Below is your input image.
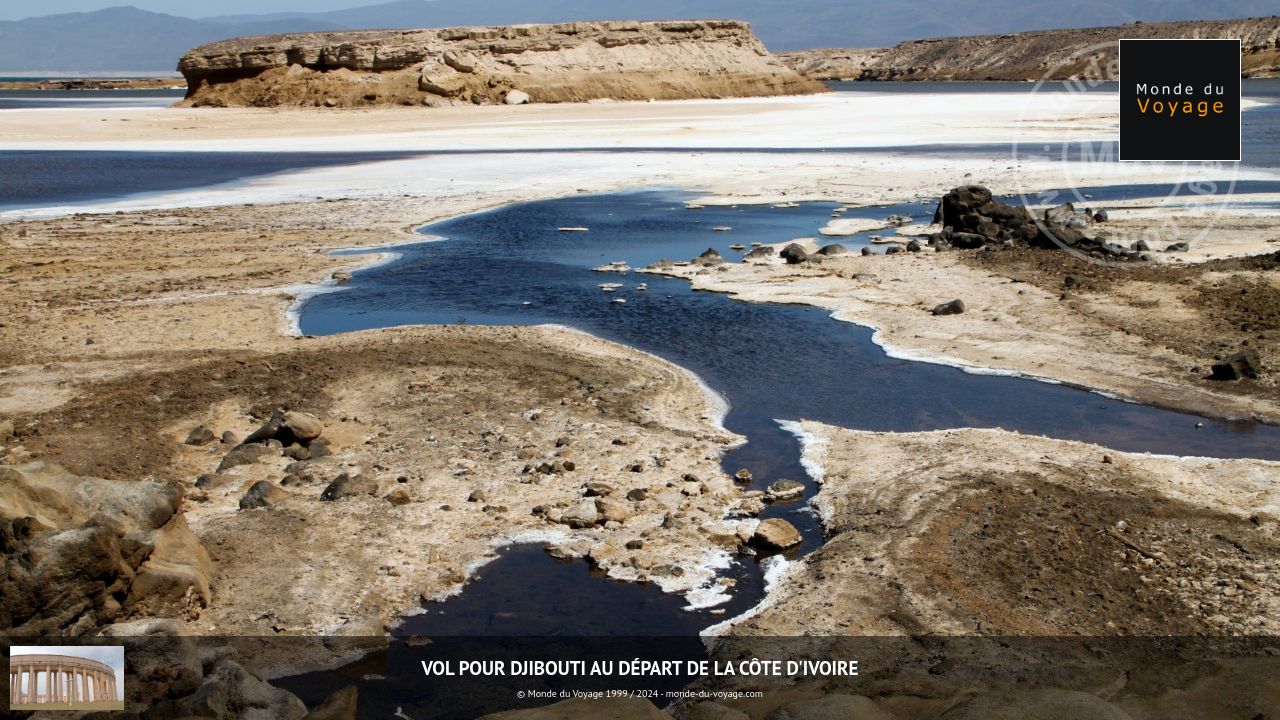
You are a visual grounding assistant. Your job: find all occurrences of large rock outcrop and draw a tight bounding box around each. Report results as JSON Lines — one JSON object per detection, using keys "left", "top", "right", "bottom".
{"left": 177, "top": 20, "right": 825, "bottom": 108}
{"left": 781, "top": 16, "right": 1280, "bottom": 81}
{"left": 0, "top": 461, "right": 212, "bottom": 637}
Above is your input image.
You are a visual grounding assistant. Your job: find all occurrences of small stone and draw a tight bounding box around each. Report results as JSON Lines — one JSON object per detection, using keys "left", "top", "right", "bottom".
{"left": 283, "top": 411, "right": 324, "bottom": 441}
{"left": 595, "top": 498, "right": 631, "bottom": 523}
{"left": 560, "top": 499, "right": 600, "bottom": 528}
{"left": 385, "top": 488, "right": 412, "bottom": 506}
{"left": 583, "top": 482, "right": 615, "bottom": 497}
{"left": 504, "top": 89, "right": 530, "bottom": 105}
{"left": 733, "top": 468, "right": 753, "bottom": 483}
{"left": 468, "top": 489, "right": 487, "bottom": 503}
{"left": 626, "top": 488, "right": 648, "bottom": 501}
{"left": 185, "top": 425, "right": 217, "bottom": 446}
{"left": 752, "top": 518, "right": 802, "bottom": 550}
{"left": 239, "top": 481, "right": 288, "bottom": 510}
{"left": 625, "top": 539, "right": 644, "bottom": 550}
{"left": 220, "top": 430, "right": 239, "bottom": 445}
{"left": 320, "top": 473, "right": 379, "bottom": 501}
{"left": 217, "top": 443, "right": 280, "bottom": 472}
{"left": 932, "top": 299, "right": 966, "bottom": 316}
{"left": 766, "top": 479, "right": 805, "bottom": 501}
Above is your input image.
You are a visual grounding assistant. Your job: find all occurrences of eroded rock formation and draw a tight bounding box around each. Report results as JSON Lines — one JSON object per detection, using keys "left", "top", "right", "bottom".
{"left": 177, "top": 20, "right": 824, "bottom": 108}
{"left": 781, "top": 16, "right": 1280, "bottom": 81}
{"left": 0, "top": 462, "right": 212, "bottom": 637}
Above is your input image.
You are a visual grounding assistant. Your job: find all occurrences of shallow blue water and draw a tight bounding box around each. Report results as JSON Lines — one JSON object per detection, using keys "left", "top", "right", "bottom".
{"left": 0, "top": 150, "right": 420, "bottom": 211}
{"left": 0, "top": 88, "right": 184, "bottom": 109}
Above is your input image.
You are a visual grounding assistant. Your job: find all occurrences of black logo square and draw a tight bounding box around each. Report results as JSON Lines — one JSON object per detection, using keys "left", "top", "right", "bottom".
{"left": 1119, "top": 38, "right": 1241, "bottom": 162}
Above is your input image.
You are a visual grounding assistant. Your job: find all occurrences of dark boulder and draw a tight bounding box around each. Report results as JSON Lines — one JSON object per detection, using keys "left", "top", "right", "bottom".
{"left": 1166, "top": 242, "right": 1190, "bottom": 252}
{"left": 780, "top": 243, "right": 809, "bottom": 264}
{"left": 950, "top": 232, "right": 988, "bottom": 249}
{"left": 1210, "top": 348, "right": 1263, "bottom": 381}
{"left": 906, "top": 239, "right": 923, "bottom": 252}
{"left": 818, "top": 243, "right": 849, "bottom": 256}
{"left": 932, "top": 299, "right": 966, "bottom": 316}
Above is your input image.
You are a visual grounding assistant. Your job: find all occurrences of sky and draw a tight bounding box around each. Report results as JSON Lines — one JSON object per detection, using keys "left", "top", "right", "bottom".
{"left": 10, "top": 646, "right": 125, "bottom": 700}
{"left": 0, "top": 1, "right": 378, "bottom": 20}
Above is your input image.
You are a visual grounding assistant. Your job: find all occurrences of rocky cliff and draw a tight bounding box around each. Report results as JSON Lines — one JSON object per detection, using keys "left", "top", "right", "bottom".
{"left": 177, "top": 20, "right": 824, "bottom": 108}
{"left": 781, "top": 16, "right": 1280, "bottom": 81}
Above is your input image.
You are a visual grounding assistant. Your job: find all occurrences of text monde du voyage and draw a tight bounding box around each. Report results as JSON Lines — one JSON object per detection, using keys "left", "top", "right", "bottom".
{"left": 420, "top": 659, "right": 859, "bottom": 678}
{"left": 1133, "top": 82, "right": 1230, "bottom": 118}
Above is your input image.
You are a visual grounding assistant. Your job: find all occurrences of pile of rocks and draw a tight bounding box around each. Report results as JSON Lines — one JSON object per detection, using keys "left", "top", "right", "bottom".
{"left": 929, "top": 185, "right": 1142, "bottom": 261}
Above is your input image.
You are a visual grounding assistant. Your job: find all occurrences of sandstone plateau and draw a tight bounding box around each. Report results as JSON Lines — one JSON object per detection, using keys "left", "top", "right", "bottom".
{"left": 781, "top": 16, "right": 1280, "bottom": 81}
{"left": 177, "top": 20, "right": 824, "bottom": 108}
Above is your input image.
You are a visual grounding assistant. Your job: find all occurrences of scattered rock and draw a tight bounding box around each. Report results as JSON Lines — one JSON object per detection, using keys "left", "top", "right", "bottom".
{"left": 384, "top": 488, "right": 412, "bottom": 506}
{"left": 1210, "top": 348, "right": 1263, "bottom": 381}
{"left": 282, "top": 411, "right": 324, "bottom": 441}
{"left": 860, "top": 247, "right": 874, "bottom": 256}
{"left": 184, "top": 425, "right": 217, "bottom": 446}
{"left": 308, "top": 438, "right": 333, "bottom": 458}
{"left": 243, "top": 410, "right": 286, "bottom": 445}
{"left": 504, "top": 89, "right": 531, "bottom": 105}
{"left": 734, "top": 468, "right": 753, "bottom": 483}
{"left": 220, "top": 430, "right": 239, "bottom": 445}
{"left": 582, "top": 482, "right": 616, "bottom": 497}
{"left": 560, "top": 499, "right": 600, "bottom": 528}
{"left": 752, "top": 518, "right": 802, "bottom": 550}
{"left": 626, "top": 488, "right": 648, "bottom": 501}
{"left": 818, "top": 243, "right": 849, "bottom": 256}
{"left": 780, "top": 243, "right": 809, "bottom": 264}
{"left": 320, "top": 473, "right": 379, "bottom": 501}
{"left": 885, "top": 245, "right": 902, "bottom": 255}
{"left": 1165, "top": 242, "right": 1190, "bottom": 252}
{"left": 239, "top": 481, "right": 288, "bottom": 510}
{"left": 744, "top": 246, "right": 775, "bottom": 261}
{"left": 932, "top": 299, "right": 967, "bottom": 316}
{"left": 1093, "top": 209, "right": 1109, "bottom": 222}
{"left": 906, "top": 239, "right": 923, "bottom": 252}
{"left": 766, "top": 479, "right": 805, "bottom": 501}
{"left": 218, "top": 443, "right": 280, "bottom": 472}
{"left": 595, "top": 497, "right": 631, "bottom": 524}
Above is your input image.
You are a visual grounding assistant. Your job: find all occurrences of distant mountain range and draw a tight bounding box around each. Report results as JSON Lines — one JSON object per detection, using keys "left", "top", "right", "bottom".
{"left": 3, "top": 0, "right": 1278, "bottom": 73}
